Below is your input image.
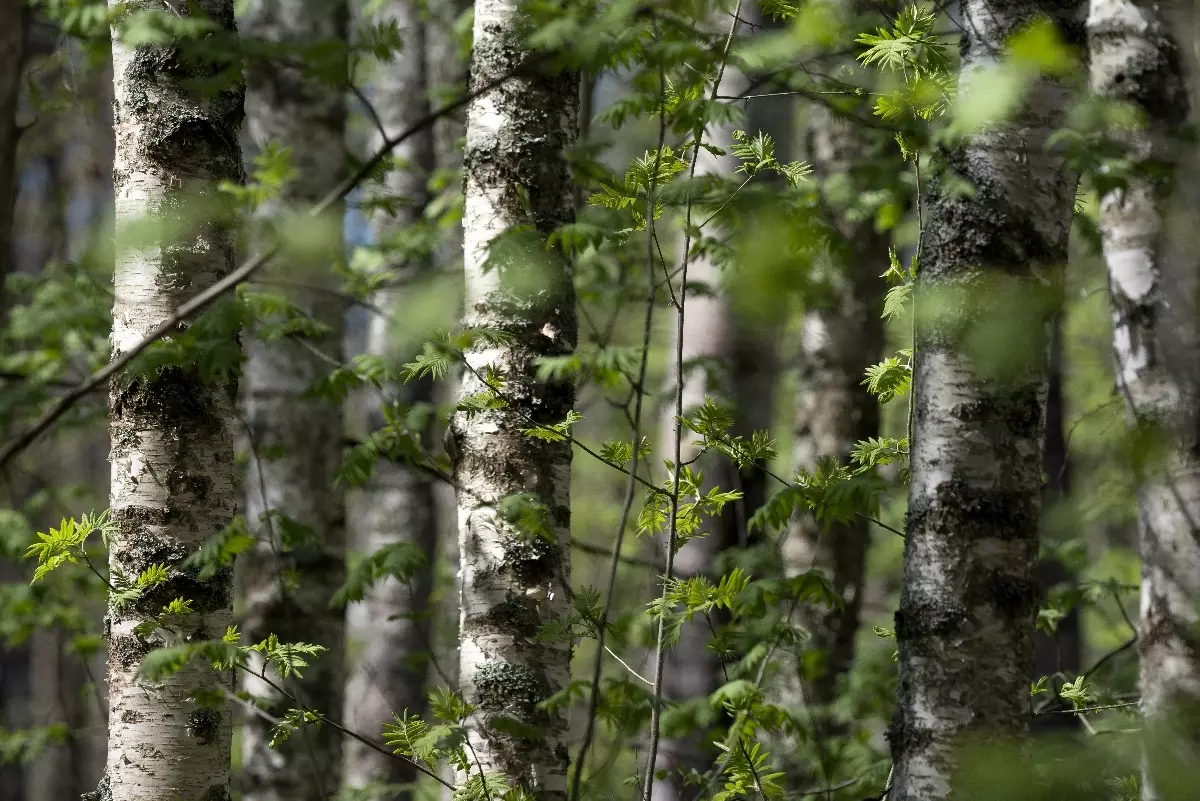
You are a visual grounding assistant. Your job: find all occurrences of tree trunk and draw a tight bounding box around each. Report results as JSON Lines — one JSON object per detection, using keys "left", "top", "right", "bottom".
{"left": 1032, "top": 319, "right": 1081, "bottom": 734}
{"left": 103, "top": 2, "right": 244, "bottom": 799}
{"left": 889, "top": 0, "right": 1082, "bottom": 796}
{"left": 239, "top": 2, "right": 347, "bottom": 800}
{"left": 784, "top": 106, "right": 888, "bottom": 711}
{"left": 0, "top": 6, "right": 27, "bottom": 798}
{"left": 451, "top": 1, "right": 578, "bottom": 796}
{"left": 1088, "top": 0, "right": 1200, "bottom": 793}
{"left": 341, "top": 2, "right": 438, "bottom": 797}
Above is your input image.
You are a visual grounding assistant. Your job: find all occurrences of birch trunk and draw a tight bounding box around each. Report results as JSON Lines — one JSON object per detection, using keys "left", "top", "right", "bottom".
{"left": 103, "top": 2, "right": 244, "bottom": 800}
{"left": 451, "top": 1, "right": 578, "bottom": 795}
{"left": 342, "top": 2, "right": 438, "bottom": 796}
{"left": 784, "top": 105, "right": 888, "bottom": 710}
{"left": 239, "top": 2, "right": 347, "bottom": 799}
{"left": 1088, "top": 0, "right": 1200, "bottom": 792}
{"left": 889, "top": 0, "right": 1082, "bottom": 796}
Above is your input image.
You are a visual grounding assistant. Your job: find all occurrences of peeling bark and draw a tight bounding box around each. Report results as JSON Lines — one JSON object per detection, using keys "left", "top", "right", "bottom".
{"left": 1088, "top": 0, "right": 1200, "bottom": 793}
{"left": 104, "top": 2, "right": 244, "bottom": 800}
{"left": 341, "top": 2, "right": 439, "bottom": 797}
{"left": 451, "top": 1, "right": 579, "bottom": 796}
{"left": 889, "top": 0, "right": 1083, "bottom": 797}
{"left": 239, "top": 1, "right": 347, "bottom": 799}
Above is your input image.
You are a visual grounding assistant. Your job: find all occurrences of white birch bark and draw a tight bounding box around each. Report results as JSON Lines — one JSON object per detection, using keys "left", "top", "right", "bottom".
{"left": 451, "top": 1, "right": 579, "bottom": 796}
{"left": 239, "top": 1, "right": 347, "bottom": 799}
{"left": 102, "top": 2, "right": 244, "bottom": 800}
{"left": 341, "top": 2, "right": 439, "bottom": 796}
{"left": 1088, "top": 0, "right": 1200, "bottom": 793}
{"left": 890, "top": 0, "right": 1082, "bottom": 797}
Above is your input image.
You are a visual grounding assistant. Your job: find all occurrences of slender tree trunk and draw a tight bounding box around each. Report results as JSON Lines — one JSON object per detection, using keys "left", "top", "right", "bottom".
{"left": 889, "top": 0, "right": 1082, "bottom": 796}
{"left": 0, "top": 6, "right": 26, "bottom": 797}
{"left": 102, "top": 2, "right": 244, "bottom": 800}
{"left": 1032, "top": 319, "right": 1081, "bottom": 734}
{"left": 341, "top": 2, "right": 438, "bottom": 797}
{"left": 1089, "top": 0, "right": 1200, "bottom": 793}
{"left": 451, "top": 1, "right": 578, "bottom": 796}
{"left": 239, "top": 2, "right": 347, "bottom": 799}
{"left": 784, "top": 105, "right": 888, "bottom": 709}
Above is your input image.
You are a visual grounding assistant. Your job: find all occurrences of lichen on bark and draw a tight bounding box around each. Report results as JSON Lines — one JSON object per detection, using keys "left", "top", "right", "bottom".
{"left": 888, "top": 0, "right": 1084, "bottom": 798}
{"left": 452, "top": 1, "right": 579, "bottom": 797}
{"left": 1088, "top": 0, "right": 1200, "bottom": 795}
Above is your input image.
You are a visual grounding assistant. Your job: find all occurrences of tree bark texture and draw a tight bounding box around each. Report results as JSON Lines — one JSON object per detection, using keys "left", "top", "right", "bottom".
{"left": 1089, "top": 0, "right": 1200, "bottom": 793}
{"left": 889, "top": 0, "right": 1082, "bottom": 797}
{"left": 104, "top": 2, "right": 244, "bottom": 800}
{"left": 239, "top": 1, "right": 347, "bottom": 799}
{"left": 341, "top": 1, "right": 439, "bottom": 796}
{"left": 784, "top": 103, "right": 888, "bottom": 711}
{"left": 451, "top": 1, "right": 579, "bottom": 796}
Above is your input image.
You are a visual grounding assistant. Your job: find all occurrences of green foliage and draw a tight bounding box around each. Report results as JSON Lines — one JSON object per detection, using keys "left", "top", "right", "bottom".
{"left": 598, "top": 437, "right": 653, "bottom": 468}
{"left": 0, "top": 724, "right": 71, "bottom": 766}
{"left": 589, "top": 147, "right": 689, "bottom": 229}
{"left": 713, "top": 739, "right": 785, "bottom": 801}
{"left": 183, "top": 517, "right": 256, "bottom": 581}
{"left": 333, "top": 542, "right": 428, "bottom": 607}
{"left": 25, "top": 511, "right": 114, "bottom": 584}
{"left": 268, "top": 708, "right": 323, "bottom": 749}
{"left": 520, "top": 410, "right": 584, "bottom": 443}
{"left": 637, "top": 463, "right": 743, "bottom": 554}
{"left": 250, "top": 633, "right": 327, "bottom": 680}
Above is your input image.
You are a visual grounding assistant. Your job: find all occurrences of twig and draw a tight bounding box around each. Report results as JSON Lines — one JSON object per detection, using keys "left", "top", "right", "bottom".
{"left": 643, "top": 10, "right": 744, "bottom": 798}
{"left": 234, "top": 664, "right": 455, "bottom": 792}
{"left": 569, "top": 32, "right": 666, "bottom": 799}
{"left": 1035, "top": 701, "right": 1140, "bottom": 716}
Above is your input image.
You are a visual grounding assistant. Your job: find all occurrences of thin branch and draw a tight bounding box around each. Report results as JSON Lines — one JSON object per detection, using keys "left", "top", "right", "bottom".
{"left": 234, "top": 664, "right": 456, "bottom": 792}
{"left": 643, "top": 5, "right": 743, "bottom": 798}
{"left": 1035, "top": 701, "right": 1140, "bottom": 716}
{"left": 570, "top": 41, "right": 665, "bottom": 796}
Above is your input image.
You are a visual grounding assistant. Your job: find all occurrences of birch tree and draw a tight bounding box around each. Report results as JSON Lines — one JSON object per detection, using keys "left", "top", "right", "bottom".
{"left": 341, "top": 0, "right": 438, "bottom": 795}
{"left": 890, "top": 1, "right": 1082, "bottom": 798}
{"left": 239, "top": 1, "right": 347, "bottom": 799}
{"left": 101, "top": 3, "right": 244, "bottom": 800}
{"left": 1088, "top": 0, "right": 1200, "bottom": 792}
{"left": 450, "top": 0, "right": 579, "bottom": 795}
{"left": 784, "top": 101, "right": 888, "bottom": 712}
